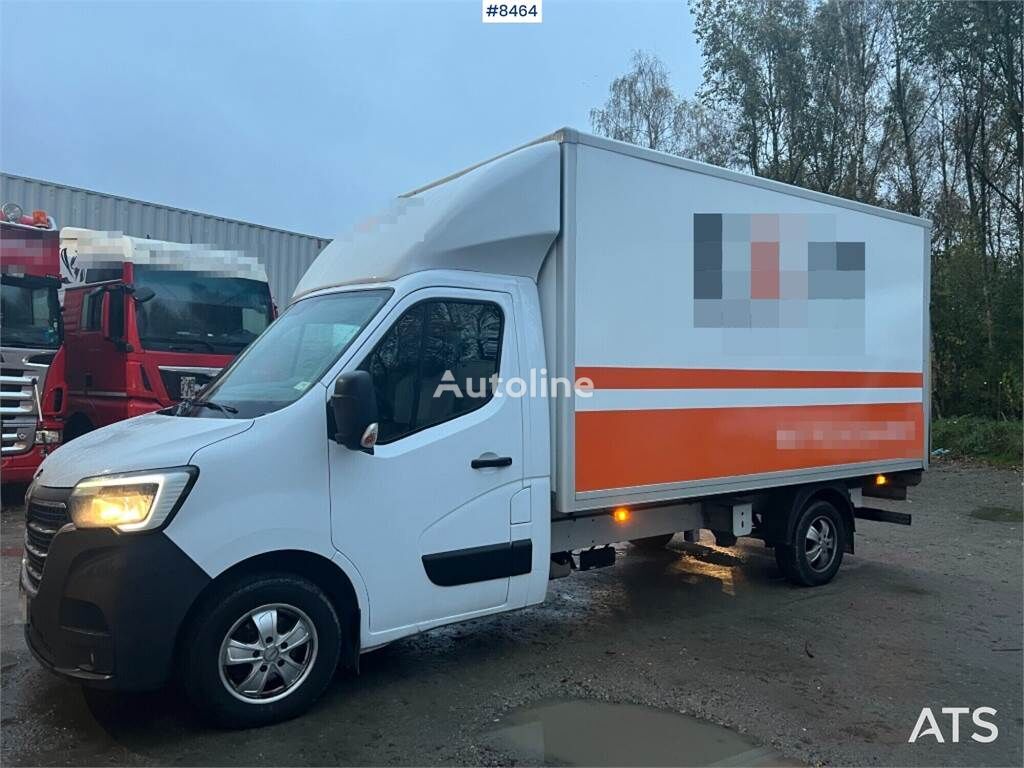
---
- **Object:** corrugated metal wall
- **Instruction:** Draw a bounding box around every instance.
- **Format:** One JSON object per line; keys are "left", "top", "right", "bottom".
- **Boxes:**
{"left": 1, "top": 173, "right": 330, "bottom": 305}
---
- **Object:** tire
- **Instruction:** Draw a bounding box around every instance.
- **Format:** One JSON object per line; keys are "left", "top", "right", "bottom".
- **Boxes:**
{"left": 180, "top": 573, "right": 342, "bottom": 728}
{"left": 630, "top": 533, "right": 674, "bottom": 550}
{"left": 1, "top": 482, "right": 27, "bottom": 508}
{"left": 775, "top": 499, "right": 846, "bottom": 587}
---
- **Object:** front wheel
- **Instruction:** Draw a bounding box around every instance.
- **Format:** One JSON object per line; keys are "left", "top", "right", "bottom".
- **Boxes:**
{"left": 774, "top": 499, "right": 846, "bottom": 586}
{"left": 181, "top": 574, "right": 342, "bottom": 728}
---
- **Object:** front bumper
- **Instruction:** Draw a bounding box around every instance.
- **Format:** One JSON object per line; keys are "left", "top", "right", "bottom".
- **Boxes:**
{"left": 23, "top": 485, "right": 210, "bottom": 690}
{"left": 2, "top": 445, "right": 48, "bottom": 485}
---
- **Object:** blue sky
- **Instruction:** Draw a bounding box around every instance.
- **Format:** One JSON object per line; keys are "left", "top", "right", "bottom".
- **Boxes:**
{"left": 1, "top": 0, "right": 699, "bottom": 237}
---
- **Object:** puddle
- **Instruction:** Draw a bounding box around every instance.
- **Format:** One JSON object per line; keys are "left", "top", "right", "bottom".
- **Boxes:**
{"left": 970, "top": 506, "right": 1023, "bottom": 523}
{"left": 677, "top": 542, "right": 745, "bottom": 568}
{"left": 487, "top": 699, "right": 798, "bottom": 766}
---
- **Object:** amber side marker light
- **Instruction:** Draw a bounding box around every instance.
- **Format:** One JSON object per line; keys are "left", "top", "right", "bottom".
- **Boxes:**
{"left": 612, "top": 507, "right": 631, "bottom": 523}
{"left": 875, "top": 474, "right": 888, "bottom": 486}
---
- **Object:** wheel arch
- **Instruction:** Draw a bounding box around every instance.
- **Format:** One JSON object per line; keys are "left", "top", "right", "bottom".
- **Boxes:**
{"left": 176, "top": 549, "right": 362, "bottom": 674}
{"left": 63, "top": 412, "right": 94, "bottom": 442}
{"left": 758, "top": 482, "right": 855, "bottom": 554}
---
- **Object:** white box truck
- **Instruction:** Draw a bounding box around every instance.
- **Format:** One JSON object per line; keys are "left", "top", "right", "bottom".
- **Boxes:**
{"left": 22, "top": 129, "right": 929, "bottom": 726}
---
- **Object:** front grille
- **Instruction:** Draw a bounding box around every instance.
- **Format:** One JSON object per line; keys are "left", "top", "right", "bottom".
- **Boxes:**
{"left": 0, "top": 373, "right": 37, "bottom": 417}
{"left": 22, "top": 494, "right": 70, "bottom": 595}
{"left": 158, "top": 367, "right": 219, "bottom": 402}
{"left": 1, "top": 351, "right": 50, "bottom": 456}
{"left": 2, "top": 418, "right": 35, "bottom": 455}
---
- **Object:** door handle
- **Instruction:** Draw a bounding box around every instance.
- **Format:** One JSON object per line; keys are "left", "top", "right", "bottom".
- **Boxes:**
{"left": 471, "top": 455, "right": 513, "bottom": 469}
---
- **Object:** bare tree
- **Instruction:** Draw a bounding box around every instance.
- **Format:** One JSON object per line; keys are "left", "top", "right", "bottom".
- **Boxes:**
{"left": 590, "top": 51, "right": 682, "bottom": 152}
{"left": 673, "top": 98, "right": 739, "bottom": 167}
{"left": 591, "top": 51, "right": 738, "bottom": 166}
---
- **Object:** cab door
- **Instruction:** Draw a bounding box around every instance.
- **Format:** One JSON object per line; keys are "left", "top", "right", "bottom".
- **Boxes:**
{"left": 328, "top": 288, "right": 528, "bottom": 637}
{"left": 72, "top": 286, "right": 127, "bottom": 425}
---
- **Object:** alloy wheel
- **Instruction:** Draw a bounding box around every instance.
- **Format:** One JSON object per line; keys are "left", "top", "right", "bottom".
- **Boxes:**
{"left": 218, "top": 603, "right": 318, "bottom": 704}
{"left": 804, "top": 515, "right": 838, "bottom": 573}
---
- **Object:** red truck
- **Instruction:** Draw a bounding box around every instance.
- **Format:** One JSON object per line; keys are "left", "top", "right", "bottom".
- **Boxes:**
{"left": 56, "top": 228, "right": 275, "bottom": 439}
{"left": 0, "top": 204, "right": 65, "bottom": 485}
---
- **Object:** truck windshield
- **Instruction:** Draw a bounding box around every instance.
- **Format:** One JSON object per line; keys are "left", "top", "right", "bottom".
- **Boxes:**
{"left": 184, "top": 289, "right": 392, "bottom": 419}
{"left": 134, "top": 267, "right": 274, "bottom": 355}
{"left": 0, "top": 276, "right": 62, "bottom": 349}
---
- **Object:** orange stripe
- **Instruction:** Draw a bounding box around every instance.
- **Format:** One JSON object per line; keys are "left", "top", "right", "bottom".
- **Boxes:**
{"left": 575, "top": 367, "right": 923, "bottom": 390}
{"left": 575, "top": 402, "right": 924, "bottom": 492}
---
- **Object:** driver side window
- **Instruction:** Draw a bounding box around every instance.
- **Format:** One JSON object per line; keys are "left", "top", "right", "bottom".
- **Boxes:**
{"left": 360, "top": 298, "right": 504, "bottom": 444}
{"left": 82, "top": 291, "right": 103, "bottom": 331}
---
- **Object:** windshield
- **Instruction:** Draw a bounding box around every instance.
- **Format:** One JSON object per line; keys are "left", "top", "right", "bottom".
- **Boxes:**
{"left": 0, "top": 276, "right": 62, "bottom": 349}
{"left": 184, "top": 289, "right": 392, "bottom": 418}
{"left": 134, "top": 266, "right": 274, "bottom": 354}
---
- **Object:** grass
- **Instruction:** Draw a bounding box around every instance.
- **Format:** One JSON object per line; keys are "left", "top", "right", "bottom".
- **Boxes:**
{"left": 931, "top": 417, "right": 1023, "bottom": 467}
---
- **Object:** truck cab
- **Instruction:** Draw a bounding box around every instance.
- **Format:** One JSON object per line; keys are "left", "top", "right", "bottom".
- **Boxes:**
{"left": 57, "top": 228, "right": 275, "bottom": 439}
{"left": 0, "top": 204, "right": 64, "bottom": 485}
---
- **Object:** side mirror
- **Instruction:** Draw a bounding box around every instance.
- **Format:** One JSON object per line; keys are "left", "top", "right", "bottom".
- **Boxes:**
{"left": 330, "top": 371, "right": 379, "bottom": 453}
{"left": 131, "top": 286, "right": 156, "bottom": 304}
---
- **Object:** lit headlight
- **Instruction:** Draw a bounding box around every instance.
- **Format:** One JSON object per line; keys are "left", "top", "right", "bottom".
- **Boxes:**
{"left": 69, "top": 467, "right": 197, "bottom": 532}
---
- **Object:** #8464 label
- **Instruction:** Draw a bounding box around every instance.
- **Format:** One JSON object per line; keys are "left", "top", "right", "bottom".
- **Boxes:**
{"left": 482, "top": 1, "right": 542, "bottom": 23}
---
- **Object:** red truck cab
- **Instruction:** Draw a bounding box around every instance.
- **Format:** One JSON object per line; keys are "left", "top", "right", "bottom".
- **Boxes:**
{"left": 0, "top": 205, "right": 65, "bottom": 485}
{"left": 58, "top": 228, "right": 274, "bottom": 438}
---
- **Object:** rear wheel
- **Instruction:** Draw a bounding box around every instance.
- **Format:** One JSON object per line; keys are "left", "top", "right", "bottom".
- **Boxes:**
{"left": 181, "top": 574, "right": 342, "bottom": 728}
{"left": 630, "top": 533, "right": 674, "bottom": 550}
{"left": 775, "top": 499, "right": 846, "bottom": 586}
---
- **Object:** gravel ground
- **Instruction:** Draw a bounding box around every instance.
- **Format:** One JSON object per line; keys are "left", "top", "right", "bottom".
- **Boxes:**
{"left": 1, "top": 461, "right": 1021, "bottom": 767}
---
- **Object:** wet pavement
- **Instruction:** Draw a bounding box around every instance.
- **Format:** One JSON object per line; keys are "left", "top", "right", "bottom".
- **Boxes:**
{"left": 1, "top": 461, "right": 1021, "bottom": 767}
{"left": 485, "top": 699, "right": 799, "bottom": 766}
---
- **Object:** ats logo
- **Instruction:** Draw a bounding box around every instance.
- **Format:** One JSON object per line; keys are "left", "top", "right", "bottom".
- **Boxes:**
{"left": 909, "top": 707, "right": 998, "bottom": 744}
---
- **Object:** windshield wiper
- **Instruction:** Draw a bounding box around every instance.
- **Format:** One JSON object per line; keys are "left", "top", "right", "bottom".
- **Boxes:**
{"left": 0, "top": 338, "right": 59, "bottom": 350}
{"left": 176, "top": 398, "right": 238, "bottom": 417}
{"left": 142, "top": 336, "right": 218, "bottom": 353}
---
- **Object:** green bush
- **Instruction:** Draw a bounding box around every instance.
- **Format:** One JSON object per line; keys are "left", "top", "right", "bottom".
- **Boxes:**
{"left": 931, "top": 418, "right": 1023, "bottom": 466}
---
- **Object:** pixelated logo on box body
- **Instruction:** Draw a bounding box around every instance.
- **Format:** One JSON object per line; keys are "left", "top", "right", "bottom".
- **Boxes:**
{"left": 693, "top": 213, "right": 865, "bottom": 329}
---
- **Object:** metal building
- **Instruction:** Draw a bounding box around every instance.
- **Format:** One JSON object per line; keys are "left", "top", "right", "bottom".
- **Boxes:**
{"left": 0, "top": 172, "right": 330, "bottom": 305}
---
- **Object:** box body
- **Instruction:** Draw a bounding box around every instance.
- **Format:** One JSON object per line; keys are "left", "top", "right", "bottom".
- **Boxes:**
{"left": 545, "top": 135, "right": 929, "bottom": 513}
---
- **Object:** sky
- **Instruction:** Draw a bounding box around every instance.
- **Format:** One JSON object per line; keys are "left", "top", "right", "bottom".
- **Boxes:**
{"left": 1, "top": 0, "right": 700, "bottom": 238}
